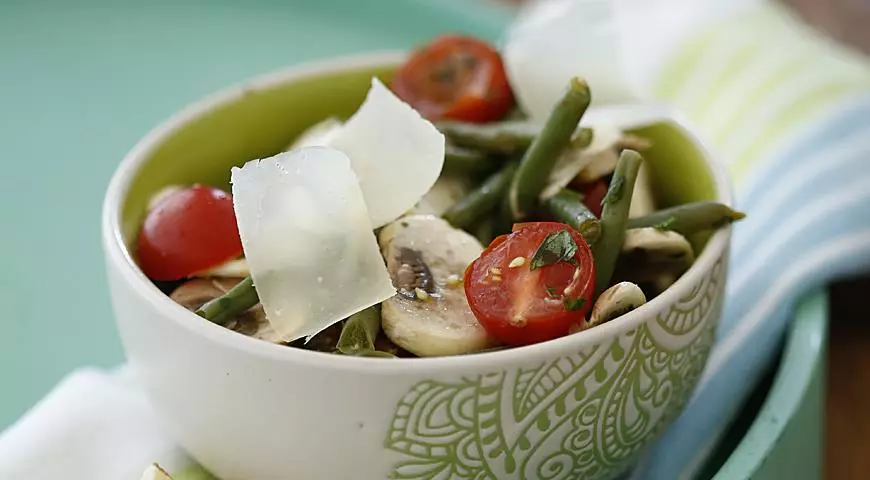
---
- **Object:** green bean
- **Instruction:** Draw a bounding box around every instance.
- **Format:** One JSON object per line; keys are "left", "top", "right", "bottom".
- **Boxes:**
{"left": 626, "top": 201, "right": 746, "bottom": 234}
{"left": 506, "top": 78, "right": 592, "bottom": 220}
{"left": 336, "top": 305, "right": 394, "bottom": 358}
{"left": 195, "top": 276, "right": 258, "bottom": 326}
{"left": 592, "top": 150, "right": 643, "bottom": 297}
{"left": 438, "top": 120, "right": 539, "bottom": 153}
{"left": 443, "top": 143, "right": 500, "bottom": 176}
{"left": 438, "top": 120, "right": 593, "bottom": 155}
{"left": 544, "top": 189, "right": 601, "bottom": 244}
{"left": 442, "top": 162, "right": 518, "bottom": 229}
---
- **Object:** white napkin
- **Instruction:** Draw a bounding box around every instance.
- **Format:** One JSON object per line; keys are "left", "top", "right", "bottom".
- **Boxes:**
{"left": 0, "top": 367, "right": 188, "bottom": 480}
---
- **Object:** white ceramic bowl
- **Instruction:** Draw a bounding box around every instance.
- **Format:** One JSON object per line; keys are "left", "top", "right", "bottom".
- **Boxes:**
{"left": 102, "top": 52, "right": 733, "bottom": 480}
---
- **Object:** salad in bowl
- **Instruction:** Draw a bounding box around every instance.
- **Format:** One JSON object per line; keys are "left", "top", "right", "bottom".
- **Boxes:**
{"left": 104, "top": 34, "right": 742, "bottom": 480}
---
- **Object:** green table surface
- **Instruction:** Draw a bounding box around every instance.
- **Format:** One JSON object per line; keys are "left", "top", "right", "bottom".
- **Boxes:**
{"left": 0, "top": 0, "right": 512, "bottom": 431}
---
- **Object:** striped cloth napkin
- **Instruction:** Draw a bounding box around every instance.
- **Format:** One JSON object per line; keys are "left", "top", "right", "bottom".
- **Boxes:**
{"left": 504, "top": 0, "right": 870, "bottom": 477}
{"left": 605, "top": 1, "right": 870, "bottom": 478}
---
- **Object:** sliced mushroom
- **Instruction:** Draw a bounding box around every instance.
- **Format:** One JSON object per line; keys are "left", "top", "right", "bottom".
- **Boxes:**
{"left": 378, "top": 215, "right": 498, "bottom": 357}
{"left": 140, "top": 464, "right": 172, "bottom": 480}
{"left": 574, "top": 147, "right": 620, "bottom": 184}
{"left": 542, "top": 125, "right": 623, "bottom": 199}
{"left": 615, "top": 133, "right": 653, "bottom": 152}
{"left": 616, "top": 227, "right": 694, "bottom": 283}
{"left": 409, "top": 172, "right": 474, "bottom": 216}
{"left": 575, "top": 132, "right": 652, "bottom": 184}
{"left": 543, "top": 126, "right": 655, "bottom": 207}
{"left": 651, "top": 271, "right": 680, "bottom": 295}
{"left": 285, "top": 116, "right": 343, "bottom": 150}
{"left": 169, "top": 277, "right": 283, "bottom": 343}
{"left": 373, "top": 331, "right": 415, "bottom": 358}
{"left": 622, "top": 227, "right": 694, "bottom": 264}
{"left": 589, "top": 282, "right": 646, "bottom": 327}
{"left": 192, "top": 257, "right": 250, "bottom": 278}
{"left": 393, "top": 247, "right": 435, "bottom": 299}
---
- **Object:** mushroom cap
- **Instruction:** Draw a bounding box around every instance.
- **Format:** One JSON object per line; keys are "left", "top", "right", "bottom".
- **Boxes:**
{"left": 169, "top": 278, "right": 282, "bottom": 343}
{"left": 378, "top": 215, "right": 498, "bottom": 357}
{"left": 589, "top": 282, "right": 647, "bottom": 327}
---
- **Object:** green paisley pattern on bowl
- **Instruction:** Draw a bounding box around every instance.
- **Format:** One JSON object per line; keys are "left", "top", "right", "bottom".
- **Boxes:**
{"left": 385, "top": 258, "right": 725, "bottom": 480}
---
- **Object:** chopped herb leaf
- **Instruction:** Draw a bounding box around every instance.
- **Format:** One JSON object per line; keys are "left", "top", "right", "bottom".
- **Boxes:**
{"left": 563, "top": 297, "right": 586, "bottom": 312}
{"left": 545, "top": 286, "right": 560, "bottom": 298}
{"left": 400, "top": 221, "right": 409, "bottom": 228}
{"left": 530, "top": 230, "right": 578, "bottom": 270}
{"left": 601, "top": 177, "right": 624, "bottom": 207}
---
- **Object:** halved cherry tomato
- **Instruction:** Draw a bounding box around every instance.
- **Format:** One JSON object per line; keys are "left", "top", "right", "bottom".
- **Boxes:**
{"left": 464, "top": 222, "right": 595, "bottom": 346}
{"left": 572, "top": 179, "right": 608, "bottom": 218}
{"left": 137, "top": 185, "right": 243, "bottom": 281}
{"left": 391, "top": 34, "right": 515, "bottom": 123}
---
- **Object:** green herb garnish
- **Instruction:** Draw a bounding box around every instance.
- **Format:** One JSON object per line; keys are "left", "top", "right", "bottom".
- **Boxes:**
{"left": 563, "top": 297, "right": 586, "bottom": 312}
{"left": 530, "top": 229, "right": 579, "bottom": 270}
{"left": 545, "top": 285, "right": 560, "bottom": 298}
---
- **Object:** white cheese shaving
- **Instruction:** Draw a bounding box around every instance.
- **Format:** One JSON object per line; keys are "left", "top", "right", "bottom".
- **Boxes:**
{"left": 140, "top": 464, "right": 172, "bottom": 480}
{"left": 231, "top": 147, "right": 395, "bottom": 341}
{"left": 629, "top": 161, "right": 656, "bottom": 218}
{"left": 502, "top": 0, "right": 642, "bottom": 121}
{"left": 329, "top": 78, "right": 445, "bottom": 228}
{"left": 541, "top": 125, "right": 623, "bottom": 200}
{"left": 286, "top": 117, "right": 344, "bottom": 150}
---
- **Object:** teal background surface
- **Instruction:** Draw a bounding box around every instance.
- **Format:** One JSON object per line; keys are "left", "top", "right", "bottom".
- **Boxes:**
{"left": 0, "top": 0, "right": 511, "bottom": 431}
{"left": 0, "top": 3, "right": 832, "bottom": 478}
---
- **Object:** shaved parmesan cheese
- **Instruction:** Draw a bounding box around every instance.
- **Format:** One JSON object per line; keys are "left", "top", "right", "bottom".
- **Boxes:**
{"left": 286, "top": 117, "right": 344, "bottom": 150}
{"left": 141, "top": 464, "right": 172, "bottom": 480}
{"left": 629, "top": 161, "right": 656, "bottom": 218}
{"left": 329, "top": 78, "right": 445, "bottom": 228}
{"left": 542, "top": 125, "right": 623, "bottom": 199}
{"left": 231, "top": 147, "right": 395, "bottom": 341}
{"left": 502, "top": 0, "right": 642, "bottom": 121}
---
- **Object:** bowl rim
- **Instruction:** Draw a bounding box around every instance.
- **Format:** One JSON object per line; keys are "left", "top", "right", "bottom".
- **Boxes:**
{"left": 102, "top": 50, "right": 735, "bottom": 374}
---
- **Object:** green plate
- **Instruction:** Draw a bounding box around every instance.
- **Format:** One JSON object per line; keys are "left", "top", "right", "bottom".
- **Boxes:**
{"left": 698, "top": 290, "right": 827, "bottom": 479}
{"left": 0, "top": 0, "right": 512, "bottom": 431}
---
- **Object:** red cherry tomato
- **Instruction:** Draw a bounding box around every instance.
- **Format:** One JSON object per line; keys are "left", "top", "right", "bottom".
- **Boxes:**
{"left": 464, "top": 222, "right": 595, "bottom": 346}
{"left": 391, "top": 35, "right": 515, "bottom": 123}
{"left": 137, "top": 185, "right": 243, "bottom": 281}
{"left": 573, "top": 180, "right": 608, "bottom": 218}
